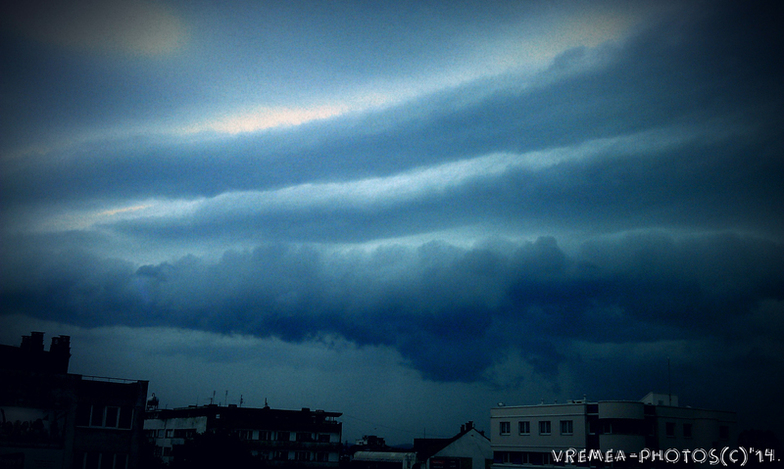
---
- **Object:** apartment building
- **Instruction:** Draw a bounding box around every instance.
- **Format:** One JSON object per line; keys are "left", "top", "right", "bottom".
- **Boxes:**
{"left": 144, "top": 403, "right": 342, "bottom": 467}
{"left": 491, "top": 392, "right": 735, "bottom": 468}
{"left": 1, "top": 332, "right": 149, "bottom": 469}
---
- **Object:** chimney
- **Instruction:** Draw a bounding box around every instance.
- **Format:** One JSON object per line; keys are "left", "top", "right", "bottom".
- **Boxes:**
{"left": 50, "top": 335, "right": 71, "bottom": 373}
{"left": 21, "top": 332, "right": 45, "bottom": 352}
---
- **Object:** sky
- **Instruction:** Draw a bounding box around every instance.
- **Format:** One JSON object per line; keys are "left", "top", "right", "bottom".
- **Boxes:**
{"left": 1, "top": 0, "right": 783, "bottom": 445}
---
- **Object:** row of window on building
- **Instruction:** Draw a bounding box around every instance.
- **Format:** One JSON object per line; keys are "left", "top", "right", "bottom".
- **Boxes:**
{"left": 146, "top": 428, "right": 334, "bottom": 442}
{"left": 499, "top": 420, "right": 573, "bottom": 436}
{"left": 75, "top": 405, "right": 135, "bottom": 429}
{"left": 74, "top": 452, "right": 129, "bottom": 469}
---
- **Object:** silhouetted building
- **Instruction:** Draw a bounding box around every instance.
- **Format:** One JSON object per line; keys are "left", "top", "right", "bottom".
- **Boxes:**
{"left": 491, "top": 392, "right": 736, "bottom": 468}
{"left": 0, "top": 332, "right": 149, "bottom": 469}
{"left": 144, "top": 403, "right": 343, "bottom": 467}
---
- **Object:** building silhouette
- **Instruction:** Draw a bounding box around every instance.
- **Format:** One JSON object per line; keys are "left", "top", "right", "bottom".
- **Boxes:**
{"left": 0, "top": 332, "right": 149, "bottom": 469}
{"left": 144, "top": 402, "right": 343, "bottom": 467}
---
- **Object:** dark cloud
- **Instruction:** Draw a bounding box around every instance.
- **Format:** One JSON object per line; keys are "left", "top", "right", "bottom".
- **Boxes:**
{"left": 3, "top": 233, "right": 782, "bottom": 384}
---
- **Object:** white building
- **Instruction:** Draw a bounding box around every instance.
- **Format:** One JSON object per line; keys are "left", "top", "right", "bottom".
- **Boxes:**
{"left": 491, "top": 393, "right": 735, "bottom": 468}
{"left": 413, "top": 421, "right": 493, "bottom": 469}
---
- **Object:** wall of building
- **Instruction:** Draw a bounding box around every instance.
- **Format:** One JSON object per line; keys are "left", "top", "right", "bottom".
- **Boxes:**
{"left": 492, "top": 403, "right": 587, "bottom": 453}
{"left": 431, "top": 429, "right": 492, "bottom": 469}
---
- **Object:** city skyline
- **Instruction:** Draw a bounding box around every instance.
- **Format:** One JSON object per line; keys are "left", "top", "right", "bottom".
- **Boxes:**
{"left": 2, "top": 1, "right": 782, "bottom": 445}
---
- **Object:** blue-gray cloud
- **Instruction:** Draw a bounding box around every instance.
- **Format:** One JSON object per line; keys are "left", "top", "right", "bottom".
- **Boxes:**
{"left": 2, "top": 0, "right": 784, "bottom": 437}
{"left": 3, "top": 233, "right": 782, "bottom": 384}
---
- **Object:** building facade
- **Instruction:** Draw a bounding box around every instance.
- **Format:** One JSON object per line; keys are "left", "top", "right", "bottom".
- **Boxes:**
{"left": 144, "top": 403, "right": 342, "bottom": 467}
{"left": 491, "top": 393, "right": 735, "bottom": 468}
{"left": 1, "top": 332, "right": 149, "bottom": 469}
{"left": 413, "top": 421, "right": 492, "bottom": 469}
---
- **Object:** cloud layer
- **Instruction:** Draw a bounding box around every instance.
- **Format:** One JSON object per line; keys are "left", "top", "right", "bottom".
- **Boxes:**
{"left": 2, "top": 0, "right": 783, "bottom": 440}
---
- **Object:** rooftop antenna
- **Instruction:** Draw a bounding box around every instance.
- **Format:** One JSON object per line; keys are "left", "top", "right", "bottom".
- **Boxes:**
{"left": 210, "top": 390, "right": 215, "bottom": 405}
{"left": 225, "top": 390, "right": 229, "bottom": 406}
{"left": 240, "top": 395, "right": 244, "bottom": 407}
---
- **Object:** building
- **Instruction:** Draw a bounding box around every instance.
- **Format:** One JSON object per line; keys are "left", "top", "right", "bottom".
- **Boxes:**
{"left": 143, "top": 403, "right": 342, "bottom": 467}
{"left": 491, "top": 393, "right": 736, "bottom": 468}
{"left": 413, "top": 421, "right": 492, "bottom": 469}
{"left": 348, "top": 435, "right": 417, "bottom": 469}
{"left": 0, "top": 332, "right": 149, "bottom": 469}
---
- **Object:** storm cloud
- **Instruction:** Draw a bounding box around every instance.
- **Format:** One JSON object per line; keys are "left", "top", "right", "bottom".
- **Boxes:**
{"left": 2, "top": 0, "right": 783, "bottom": 442}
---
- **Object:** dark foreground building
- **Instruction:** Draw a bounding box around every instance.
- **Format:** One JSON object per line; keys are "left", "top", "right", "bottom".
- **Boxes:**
{"left": 0, "top": 332, "right": 148, "bottom": 469}
{"left": 144, "top": 403, "right": 343, "bottom": 467}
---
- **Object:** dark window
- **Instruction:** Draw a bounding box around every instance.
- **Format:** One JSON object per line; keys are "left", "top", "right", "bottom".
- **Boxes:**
{"left": 519, "top": 421, "right": 530, "bottom": 434}
{"left": 76, "top": 405, "right": 91, "bottom": 426}
{"left": 666, "top": 422, "right": 676, "bottom": 437}
{"left": 684, "top": 424, "right": 693, "bottom": 438}
{"left": 277, "top": 431, "right": 290, "bottom": 441}
{"left": 91, "top": 406, "right": 105, "bottom": 427}
{"left": 115, "top": 454, "right": 128, "bottom": 469}
{"left": 104, "top": 407, "right": 119, "bottom": 428}
{"left": 99, "top": 453, "right": 113, "bottom": 469}
{"left": 539, "top": 421, "right": 551, "bottom": 435}
{"left": 602, "top": 421, "right": 613, "bottom": 434}
{"left": 85, "top": 453, "right": 100, "bottom": 469}
{"left": 560, "top": 420, "right": 573, "bottom": 435}
{"left": 500, "top": 421, "right": 511, "bottom": 434}
{"left": 118, "top": 407, "right": 133, "bottom": 429}
{"left": 318, "top": 433, "right": 331, "bottom": 442}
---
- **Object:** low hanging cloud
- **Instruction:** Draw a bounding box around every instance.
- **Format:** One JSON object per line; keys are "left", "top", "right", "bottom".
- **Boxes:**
{"left": 3, "top": 232, "right": 782, "bottom": 384}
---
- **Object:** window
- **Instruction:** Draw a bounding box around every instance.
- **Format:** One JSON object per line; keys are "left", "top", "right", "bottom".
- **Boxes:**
{"left": 602, "top": 421, "right": 613, "bottom": 434}
{"left": 539, "top": 421, "right": 551, "bottom": 435}
{"left": 560, "top": 420, "right": 573, "bottom": 435}
{"left": 118, "top": 407, "right": 133, "bottom": 429}
{"left": 318, "top": 433, "right": 331, "bottom": 442}
{"left": 165, "top": 429, "right": 174, "bottom": 438}
{"left": 99, "top": 453, "right": 113, "bottom": 469}
{"left": 518, "top": 421, "right": 530, "bottom": 434}
{"left": 500, "top": 421, "right": 511, "bottom": 435}
{"left": 114, "top": 454, "right": 128, "bottom": 469}
{"left": 76, "top": 405, "right": 132, "bottom": 429}
{"left": 104, "top": 407, "right": 119, "bottom": 428}
{"left": 259, "top": 431, "right": 271, "bottom": 441}
{"left": 91, "top": 405, "right": 105, "bottom": 427}
{"left": 277, "top": 431, "right": 290, "bottom": 441}
{"left": 683, "top": 423, "right": 693, "bottom": 438}
{"left": 316, "top": 452, "right": 329, "bottom": 462}
{"left": 295, "top": 451, "right": 310, "bottom": 461}
{"left": 84, "top": 452, "right": 100, "bottom": 469}
{"left": 666, "top": 422, "right": 676, "bottom": 437}
{"left": 174, "top": 429, "right": 196, "bottom": 438}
